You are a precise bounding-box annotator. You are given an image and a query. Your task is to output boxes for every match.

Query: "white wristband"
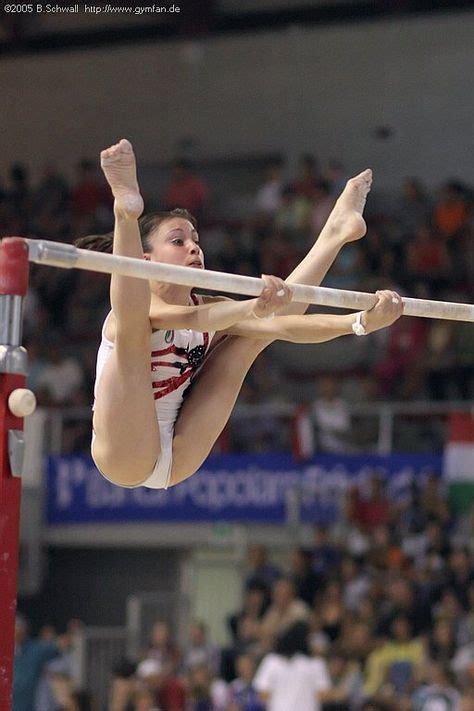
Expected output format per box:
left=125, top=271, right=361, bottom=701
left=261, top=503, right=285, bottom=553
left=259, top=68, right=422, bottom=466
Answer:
left=352, top=311, right=368, bottom=336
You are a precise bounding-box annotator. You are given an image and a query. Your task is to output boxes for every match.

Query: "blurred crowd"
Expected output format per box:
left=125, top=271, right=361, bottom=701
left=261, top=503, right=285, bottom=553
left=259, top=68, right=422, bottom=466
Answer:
left=0, top=151, right=471, bottom=453
left=15, top=472, right=474, bottom=710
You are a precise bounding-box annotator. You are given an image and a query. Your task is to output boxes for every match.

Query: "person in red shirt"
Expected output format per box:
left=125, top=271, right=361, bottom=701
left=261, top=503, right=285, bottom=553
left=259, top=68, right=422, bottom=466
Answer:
left=350, top=475, right=392, bottom=532
left=163, top=159, right=209, bottom=221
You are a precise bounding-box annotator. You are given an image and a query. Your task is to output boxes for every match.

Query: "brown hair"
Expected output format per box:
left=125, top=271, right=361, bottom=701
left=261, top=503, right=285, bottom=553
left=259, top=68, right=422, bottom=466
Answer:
left=74, top=208, right=197, bottom=253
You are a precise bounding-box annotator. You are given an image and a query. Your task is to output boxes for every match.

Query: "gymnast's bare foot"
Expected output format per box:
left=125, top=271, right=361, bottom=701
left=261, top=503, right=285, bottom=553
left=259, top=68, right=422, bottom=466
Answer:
left=100, top=139, right=144, bottom=219
left=320, top=168, right=372, bottom=244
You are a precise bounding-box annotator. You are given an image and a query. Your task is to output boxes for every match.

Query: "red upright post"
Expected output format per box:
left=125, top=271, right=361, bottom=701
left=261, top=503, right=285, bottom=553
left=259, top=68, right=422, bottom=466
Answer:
left=0, top=238, right=30, bottom=711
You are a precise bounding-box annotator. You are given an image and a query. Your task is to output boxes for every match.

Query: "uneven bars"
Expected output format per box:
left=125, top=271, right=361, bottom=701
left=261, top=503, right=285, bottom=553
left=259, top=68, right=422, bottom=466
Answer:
left=25, top=238, right=474, bottom=322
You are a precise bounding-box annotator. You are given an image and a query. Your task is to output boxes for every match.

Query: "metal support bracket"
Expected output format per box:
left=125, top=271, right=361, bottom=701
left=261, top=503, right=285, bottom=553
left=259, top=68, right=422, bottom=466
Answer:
left=8, top=429, right=25, bottom=477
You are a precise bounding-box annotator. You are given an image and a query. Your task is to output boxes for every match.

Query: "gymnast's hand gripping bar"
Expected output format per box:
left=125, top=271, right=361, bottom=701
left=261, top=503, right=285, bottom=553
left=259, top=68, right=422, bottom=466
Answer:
left=26, top=238, right=474, bottom=323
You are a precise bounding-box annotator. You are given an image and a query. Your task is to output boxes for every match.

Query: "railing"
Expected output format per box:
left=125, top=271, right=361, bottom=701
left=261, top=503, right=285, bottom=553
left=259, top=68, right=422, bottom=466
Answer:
left=73, top=626, right=127, bottom=711
left=41, top=400, right=473, bottom=461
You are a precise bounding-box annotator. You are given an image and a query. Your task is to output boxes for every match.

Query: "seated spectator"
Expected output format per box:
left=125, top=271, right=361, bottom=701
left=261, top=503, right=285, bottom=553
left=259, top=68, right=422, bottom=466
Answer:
left=445, top=549, right=474, bottom=610
left=136, top=658, right=186, bottom=711
left=292, top=153, right=322, bottom=200
left=71, top=158, right=109, bottom=234
left=320, top=648, right=363, bottom=710
left=13, top=614, right=60, bottom=711
left=145, top=620, right=181, bottom=676
left=258, top=231, right=300, bottom=279
left=458, top=661, right=474, bottom=710
left=182, top=621, right=221, bottom=677
left=433, top=181, right=470, bottom=241
left=339, top=556, right=371, bottom=613
left=419, top=473, right=450, bottom=524
left=406, top=223, right=452, bottom=294
left=258, top=577, right=311, bottom=652
left=288, top=547, right=322, bottom=607
left=35, top=337, right=85, bottom=406
left=227, top=583, right=268, bottom=658
left=364, top=615, right=425, bottom=698
left=186, top=662, right=229, bottom=711
left=428, top=620, right=457, bottom=665
left=254, top=157, right=285, bottom=219
left=412, top=662, right=461, bottom=710
left=377, top=577, right=432, bottom=638
left=254, top=621, right=330, bottom=711
left=397, top=177, right=432, bottom=237
left=109, top=658, right=137, bottom=711
left=228, top=653, right=265, bottom=711
left=163, top=159, right=209, bottom=220
left=274, top=185, right=312, bottom=245
left=311, top=526, right=341, bottom=578
left=349, top=475, right=392, bottom=534
left=311, top=376, right=352, bottom=454
left=244, top=544, right=281, bottom=594
left=373, top=315, right=428, bottom=397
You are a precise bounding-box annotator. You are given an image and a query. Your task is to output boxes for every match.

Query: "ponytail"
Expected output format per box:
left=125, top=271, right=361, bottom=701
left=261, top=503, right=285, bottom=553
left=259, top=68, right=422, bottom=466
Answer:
left=74, top=232, right=114, bottom=253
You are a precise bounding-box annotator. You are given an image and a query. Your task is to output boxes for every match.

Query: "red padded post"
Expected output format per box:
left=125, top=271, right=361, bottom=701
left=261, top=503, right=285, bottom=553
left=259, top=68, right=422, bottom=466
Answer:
left=0, top=237, right=29, bottom=710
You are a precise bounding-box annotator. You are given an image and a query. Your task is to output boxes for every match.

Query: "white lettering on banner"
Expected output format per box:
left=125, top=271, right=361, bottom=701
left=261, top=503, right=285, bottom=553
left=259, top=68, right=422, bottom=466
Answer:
left=55, top=459, right=88, bottom=509
left=183, top=469, right=299, bottom=510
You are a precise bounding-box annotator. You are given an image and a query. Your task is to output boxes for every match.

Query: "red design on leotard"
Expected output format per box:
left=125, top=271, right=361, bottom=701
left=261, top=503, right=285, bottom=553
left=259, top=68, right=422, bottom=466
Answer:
left=151, top=294, right=210, bottom=400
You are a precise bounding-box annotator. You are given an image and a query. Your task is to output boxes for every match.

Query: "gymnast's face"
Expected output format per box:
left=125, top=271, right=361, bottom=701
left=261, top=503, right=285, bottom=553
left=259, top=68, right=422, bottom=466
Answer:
left=146, top=217, right=204, bottom=269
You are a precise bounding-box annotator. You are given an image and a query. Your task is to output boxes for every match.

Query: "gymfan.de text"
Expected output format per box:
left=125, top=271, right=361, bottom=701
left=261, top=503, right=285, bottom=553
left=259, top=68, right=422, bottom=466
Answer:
left=35, top=4, right=181, bottom=13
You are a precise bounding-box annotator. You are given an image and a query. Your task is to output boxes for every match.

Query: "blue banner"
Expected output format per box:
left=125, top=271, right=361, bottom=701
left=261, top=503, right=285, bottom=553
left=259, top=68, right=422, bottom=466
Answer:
left=46, top=453, right=442, bottom=525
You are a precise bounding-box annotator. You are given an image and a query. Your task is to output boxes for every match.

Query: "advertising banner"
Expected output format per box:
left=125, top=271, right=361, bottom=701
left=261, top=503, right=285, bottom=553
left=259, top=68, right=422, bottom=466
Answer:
left=46, top=453, right=441, bottom=525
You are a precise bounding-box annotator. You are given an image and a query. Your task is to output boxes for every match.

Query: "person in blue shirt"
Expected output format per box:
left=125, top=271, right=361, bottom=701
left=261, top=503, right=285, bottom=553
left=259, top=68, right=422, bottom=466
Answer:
left=13, top=614, right=60, bottom=711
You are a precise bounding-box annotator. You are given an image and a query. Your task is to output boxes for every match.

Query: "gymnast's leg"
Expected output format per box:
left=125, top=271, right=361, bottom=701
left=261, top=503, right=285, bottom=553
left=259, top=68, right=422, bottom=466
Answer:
left=170, top=170, right=372, bottom=484
left=91, top=140, right=161, bottom=486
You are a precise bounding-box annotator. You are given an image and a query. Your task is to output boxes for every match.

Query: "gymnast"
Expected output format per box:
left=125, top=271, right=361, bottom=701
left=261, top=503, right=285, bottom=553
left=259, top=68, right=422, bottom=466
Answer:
left=80, top=139, right=403, bottom=490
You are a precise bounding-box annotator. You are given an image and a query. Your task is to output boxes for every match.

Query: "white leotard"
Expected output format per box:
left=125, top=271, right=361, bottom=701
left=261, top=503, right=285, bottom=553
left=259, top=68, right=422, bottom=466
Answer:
left=93, top=294, right=215, bottom=489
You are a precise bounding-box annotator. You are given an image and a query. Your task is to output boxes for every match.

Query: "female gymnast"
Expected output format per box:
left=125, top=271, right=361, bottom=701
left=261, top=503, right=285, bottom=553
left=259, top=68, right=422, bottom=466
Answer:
left=83, top=139, right=403, bottom=490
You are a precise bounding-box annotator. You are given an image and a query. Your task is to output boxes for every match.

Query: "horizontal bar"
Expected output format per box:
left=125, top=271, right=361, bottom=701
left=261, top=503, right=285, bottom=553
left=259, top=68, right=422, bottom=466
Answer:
left=25, top=238, right=474, bottom=322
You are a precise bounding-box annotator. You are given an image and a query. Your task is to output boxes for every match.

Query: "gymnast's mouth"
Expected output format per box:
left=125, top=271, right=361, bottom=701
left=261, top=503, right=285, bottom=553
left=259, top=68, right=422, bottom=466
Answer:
left=188, top=260, right=203, bottom=268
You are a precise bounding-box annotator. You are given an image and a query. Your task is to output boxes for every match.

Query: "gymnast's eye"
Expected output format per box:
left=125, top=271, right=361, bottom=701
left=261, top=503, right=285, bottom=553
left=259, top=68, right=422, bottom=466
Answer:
left=172, top=238, right=184, bottom=246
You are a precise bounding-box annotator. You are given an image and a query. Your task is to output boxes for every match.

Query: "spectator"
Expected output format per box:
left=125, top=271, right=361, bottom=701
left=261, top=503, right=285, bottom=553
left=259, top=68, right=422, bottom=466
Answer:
left=35, top=337, right=85, bottom=406
left=145, top=620, right=181, bottom=676
left=397, top=178, right=432, bottom=237
left=186, top=662, right=229, bottom=711
left=288, top=547, right=322, bottom=607
left=292, top=154, right=322, bottom=200
left=311, top=375, right=351, bottom=454
left=311, top=526, right=341, bottom=578
left=433, top=181, right=470, bottom=241
left=319, top=649, right=363, bottom=710
left=258, top=577, right=311, bottom=652
left=244, top=545, right=281, bottom=594
left=136, top=658, right=186, bottom=711
left=254, top=157, right=285, bottom=218
left=364, top=615, right=425, bottom=698
left=228, top=653, right=265, bottom=711
left=254, top=621, right=330, bottom=711
left=163, top=159, right=209, bottom=220
left=13, top=614, right=60, bottom=711
left=349, top=475, right=392, bottom=534
left=406, top=223, right=452, bottom=295
left=412, top=662, right=461, bottom=710
left=183, top=621, right=221, bottom=677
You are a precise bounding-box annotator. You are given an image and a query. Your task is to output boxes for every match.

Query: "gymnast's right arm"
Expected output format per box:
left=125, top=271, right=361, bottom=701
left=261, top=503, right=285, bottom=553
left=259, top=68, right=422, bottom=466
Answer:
left=224, top=290, right=404, bottom=342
